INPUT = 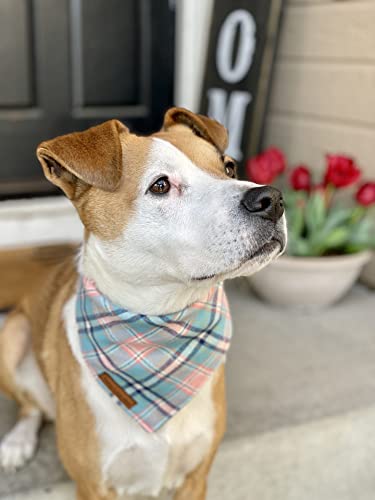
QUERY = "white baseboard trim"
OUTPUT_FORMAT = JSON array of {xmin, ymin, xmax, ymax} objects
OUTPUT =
[{"xmin": 0, "ymin": 197, "xmax": 83, "ymax": 249}]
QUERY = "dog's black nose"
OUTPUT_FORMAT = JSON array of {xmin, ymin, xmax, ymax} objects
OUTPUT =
[{"xmin": 242, "ymin": 186, "xmax": 284, "ymax": 223}]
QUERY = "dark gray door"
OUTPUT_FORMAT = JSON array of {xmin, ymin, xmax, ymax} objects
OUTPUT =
[{"xmin": 0, "ymin": 0, "xmax": 175, "ymax": 197}]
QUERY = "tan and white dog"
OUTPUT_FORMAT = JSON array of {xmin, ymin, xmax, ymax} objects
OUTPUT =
[{"xmin": 0, "ymin": 108, "xmax": 286, "ymax": 500}]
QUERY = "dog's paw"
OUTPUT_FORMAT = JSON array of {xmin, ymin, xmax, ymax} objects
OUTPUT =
[
  {"xmin": 0, "ymin": 413, "xmax": 41, "ymax": 471},
  {"xmin": 0, "ymin": 434, "xmax": 37, "ymax": 471}
]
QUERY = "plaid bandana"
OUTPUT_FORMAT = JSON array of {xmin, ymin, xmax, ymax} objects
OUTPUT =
[{"xmin": 76, "ymin": 277, "xmax": 232, "ymax": 433}]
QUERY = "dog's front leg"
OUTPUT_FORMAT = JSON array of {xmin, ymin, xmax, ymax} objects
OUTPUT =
[
  {"xmin": 76, "ymin": 484, "xmax": 117, "ymax": 500},
  {"xmin": 173, "ymin": 461, "xmax": 208, "ymax": 500}
]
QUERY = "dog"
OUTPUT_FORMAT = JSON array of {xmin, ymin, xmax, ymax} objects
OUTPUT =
[{"xmin": 0, "ymin": 108, "xmax": 286, "ymax": 499}]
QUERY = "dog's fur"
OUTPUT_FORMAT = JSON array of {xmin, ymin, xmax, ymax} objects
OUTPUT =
[{"xmin": 0, "ymin": 108, "xmax": 286, "ymax": 499}]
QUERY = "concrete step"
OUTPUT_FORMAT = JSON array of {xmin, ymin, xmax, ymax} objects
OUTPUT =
[
  {"xmin": 4, "ymin": 405, "xmax": 375, "ymax": 500},
  {"xmin": 0, "ymin": 279, "xmax": 374, "ymax": 499}
]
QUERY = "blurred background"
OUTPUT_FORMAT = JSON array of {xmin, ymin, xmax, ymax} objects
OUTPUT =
[{"xmin": 0, "ymin": 1, "xmax": 375, "ymax": 499}]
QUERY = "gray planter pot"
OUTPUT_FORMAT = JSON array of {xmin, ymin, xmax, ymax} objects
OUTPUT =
[
  {"xmin": 249, "ymin": 251, "xmax": 372, "ymax": 308},
  {"xmin": 360, "ymin": 251, "xmax": 375, "ymax": 289}
]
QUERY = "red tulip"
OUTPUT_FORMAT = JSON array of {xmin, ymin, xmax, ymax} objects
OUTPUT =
[
  {"xmin": 355, "ymin": 182, "xmax": 375, "ymax": 206},
  {"xmin": 246, "ymin": 147, "xmax": 285, "ymax": 184},
  {"xmin": 264, "ymin": 147, "xmax": 286, "ymax": 175},
  {"xmin": 324, "ymin": 154, "xmax": 361, "ymax": 188},
  {"xmin": 289, "ymin": 165, "xmax": 311, "ymax": 191}
]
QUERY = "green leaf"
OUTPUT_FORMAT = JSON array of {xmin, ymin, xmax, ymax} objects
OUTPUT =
[
  {"xmin": 322, "ymin": 227, "xmax": 351, "ymax": 251},
  {"xmin": 285, "ymin": 190, "xmax": 308, "ymax": 242},
  {"xmin": 286, "ymin": 205, "xmax": 305, "ymax": 238},
  {"xmin": 348, "ymin": 218, "xmax": 375, "ymax": 242},
  {"xmin": 286, "ymin": 236, "xmax": 312, "ymax": 257},
  {"xmin": 322, "ymin": 207, "xmax": 356, "ymax": 233},
  {"xmin": 305, "ymin": 192, "xmax": 326, "ymax": 236}
]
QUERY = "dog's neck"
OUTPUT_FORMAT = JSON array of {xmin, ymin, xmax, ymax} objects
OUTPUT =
[{"xmin": 80, "ymin": 242, "xmax": 213, "ymax": 316}]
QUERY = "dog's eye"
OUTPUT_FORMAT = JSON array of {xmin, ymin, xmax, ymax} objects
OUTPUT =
[
  {"xmin": 224, "ymin": 159, "xmax": 237, "ymax": 179},
  {"xmin": 149, "ymin": 177, "xmax": 171, "ymax": 195}
]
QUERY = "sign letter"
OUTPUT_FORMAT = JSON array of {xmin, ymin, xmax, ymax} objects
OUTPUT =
[
  {"xmin": 216, "ymin": 9, "xmax": 256, "ymax": 84},
  {"xmin": 207, "ymin": 88, "xmax": 252, "ymax": 160}
]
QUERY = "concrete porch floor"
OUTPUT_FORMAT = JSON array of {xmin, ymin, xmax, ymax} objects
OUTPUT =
[{"xmin": 0, "ymin": 278, "xmax": 374, "ymax": 499}]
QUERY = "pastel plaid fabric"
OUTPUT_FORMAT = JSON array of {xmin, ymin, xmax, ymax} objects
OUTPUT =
[{"xmin": 76, "ymin": 277, "xmax": 232, "ymax": 433}]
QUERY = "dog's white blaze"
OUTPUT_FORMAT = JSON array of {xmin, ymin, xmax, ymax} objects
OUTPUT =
[{"xmin": 64, "ymin": 292, "xmax": 218, "ymax": 497}]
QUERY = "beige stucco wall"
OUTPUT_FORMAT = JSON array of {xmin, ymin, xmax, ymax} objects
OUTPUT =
[{"xmin": 264, "ymin": 0, "xmax": 375, "ymax": 177}]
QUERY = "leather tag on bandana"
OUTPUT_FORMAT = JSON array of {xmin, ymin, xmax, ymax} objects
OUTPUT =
[{"xmin": 99, "ymin": 372, "xmax": 136, "ymax": 409}]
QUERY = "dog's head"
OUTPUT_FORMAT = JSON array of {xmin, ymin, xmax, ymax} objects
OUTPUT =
[{"xmin": 37, "ymin": 108, "xmax": 286, "ymax": 287}]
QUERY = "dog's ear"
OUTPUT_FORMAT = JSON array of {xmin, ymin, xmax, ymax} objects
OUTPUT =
[
  {"xmin": 163, "ymin": 107, "xmax": 228, "ymax": 153},
  {"xmin": 37, "ymin": 120, "xmax": 127, "ymax": 199}
]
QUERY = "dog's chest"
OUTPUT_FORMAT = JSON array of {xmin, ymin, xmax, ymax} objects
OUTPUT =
[{"xmin": 64, "ymin": 295, "xmax": 217, "ymax": 497}]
